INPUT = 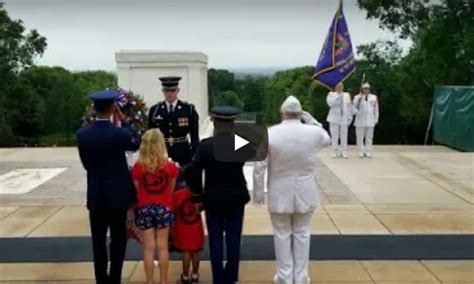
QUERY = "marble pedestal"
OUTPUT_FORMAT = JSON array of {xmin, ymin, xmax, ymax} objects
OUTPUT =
[{"xmin": 115, "ymin": 51, "xmax": 212, "ymax": 137}]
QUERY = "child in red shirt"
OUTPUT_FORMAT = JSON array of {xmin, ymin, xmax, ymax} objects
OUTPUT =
[
  {"xmin": 132, "ymin": 129, "xmax": 178, "ymax": 284},
  {"xmin": 172, "ymin": 176, "xmax": 205, "ymax": 283}
]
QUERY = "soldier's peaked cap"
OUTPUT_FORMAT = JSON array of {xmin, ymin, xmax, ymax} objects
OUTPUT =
[
  {"xmin": 89, "ymin": 90, "xmax": 118, "ymax": 101},
  {"xmin": 159, "ymin": 76, "xmax": 182, "ymax": 90},
  {"xmin": 211, "ymin": 106, "xmax": 240, "ymax": 121}
]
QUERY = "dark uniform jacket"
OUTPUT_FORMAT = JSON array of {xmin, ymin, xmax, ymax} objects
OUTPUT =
[
  {"xmin": 185, "ymin": 137, "xmax": 250, "ymax": 213},
  {"xmin": 148, "ymin": 100, "xmax": 199, "ymax": 166},
  {"xmin": 77, "ymin": 120, "xmax": 139, "ymax": 210}
]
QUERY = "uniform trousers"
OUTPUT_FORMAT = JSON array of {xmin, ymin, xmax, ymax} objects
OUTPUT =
[
  {"xmin": 270, "ymin": 212, "xmax": 313, "ymax": 284},
  {"xmin": 355, "ymin": 127, "xmax": 374, "ymax": 154},
  {"xmin": 89, "ymin": 208, "xmax": 128, "ymax": 284},
  {"xmin": 205, "ymin": 205, "xmax": 245, "ymax": 284},
  {"xmin": 329, "ymin": 123, "xmax": 348, "ymax": 155}
]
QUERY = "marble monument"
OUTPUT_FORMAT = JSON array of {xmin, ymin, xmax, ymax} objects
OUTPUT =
[{"xmin": 116, "ymin": 51, "xmax": 211, "ymax": 136}]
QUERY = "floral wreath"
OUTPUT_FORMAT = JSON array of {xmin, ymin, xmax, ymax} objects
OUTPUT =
[{"xmin": 82, "ymin": 88, "xmax": 148, "ymax": 134}]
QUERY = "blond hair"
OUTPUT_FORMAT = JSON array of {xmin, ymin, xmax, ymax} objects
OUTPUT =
[{"xmin": 138, "ymin": 129, "xmax": 169, "ymax": 172}]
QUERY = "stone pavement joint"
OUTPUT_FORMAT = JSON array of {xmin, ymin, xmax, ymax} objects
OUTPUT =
[{"xmin": 393, "ymin": 153, "xmax": 474, "ymax": 204}]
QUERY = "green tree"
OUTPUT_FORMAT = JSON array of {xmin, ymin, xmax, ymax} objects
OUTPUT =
[
  {"xmin": 18, "ymin": 67, "xmax": 75, "ymax": 138},
  {"xmin": 0, "ymin": 2, "xmax": 47, "ymax": 145},
  {"xmin": 235, "ymin": 76, "xmax": 266, "ymax": 112},
  {"xmin": 19, "ymin": 66, "xmax": 71, "ymax": 98},
  {"xmin": 19, "ymin": 67, "xmax": 117, "ymax": 142},
  {"xmin": 0, "ymin": 3, "xmax": 47, "ymax": 73},
  {"xmin": 263, "ymin": 66, "xmax": 328, "ymax": 125},
  {"xmin": 214, "ymin": 90, "xmax": 245, "ymax": 110},
  {"xmin": 356, "ymin": 0, "xmax": 474, "ymax": 143},
  {"xmin": 73, "ymin": 70, "xmax": 117, "ymax": 96},
  {"xmin": 3, "ymin": 79, "xmax": 44, "ymax": 140},
  {"xmin": 356, "ymin": 0, "xmax": 432, "ymax": 39},
  {"xmin": 208, "ymin": 69, "xmax": 236, "ymax": 108},
  {"xmin": 43, "ymin": 76, "xmax": 83, "ymax": 141}
]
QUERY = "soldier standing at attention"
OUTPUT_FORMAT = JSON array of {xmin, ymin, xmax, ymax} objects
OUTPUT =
[
  {"xmin": 185, "ymin": 106, "xmax": 250, "ymax": 284},
  {"xmin": 353, "ymin": 82, "xmax": 379, "ymax": 158},
  {"xmin": 148, "ymin": 76, "xmax": 200, "ymax": 166},
  {"xmin": 326, "ymin": 83, "xmax": 352, "ymax": 159}
]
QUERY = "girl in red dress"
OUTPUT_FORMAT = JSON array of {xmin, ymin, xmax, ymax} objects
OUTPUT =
[
  {"xmin": 132, "ymin": 129, "xmax": 178, "ymax": 284},
  {"xmin": 172, "ymin": 176, "xmax": 205, "ymax": 283}
]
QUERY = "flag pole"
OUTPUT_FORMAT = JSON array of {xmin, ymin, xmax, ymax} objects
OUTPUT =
[{"xmin": 357, "ymin": 72, "xmax": 366, "ymax": 108}]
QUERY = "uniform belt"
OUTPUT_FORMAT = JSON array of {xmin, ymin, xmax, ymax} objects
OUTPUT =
[{"xmin": 164, "ymin": 136, "xmax": 187, "ymax": 145}]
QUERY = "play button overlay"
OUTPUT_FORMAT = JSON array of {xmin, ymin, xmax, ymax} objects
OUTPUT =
[
  {"xmin": 214, "ymin": 123, "xmax": 268, "ymax": 162},
  {"xmin": 234, "ymin": 134, "xmax": 249, "ymax": 151}
]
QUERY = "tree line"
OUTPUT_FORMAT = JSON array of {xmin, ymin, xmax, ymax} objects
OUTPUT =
[
  {"xmin": 210, "ymin": 0, "xmax": 474, "ymax": 144},
  {"xmin": 1, "ymin": 0, "xmax": 472, "ymax": 147}
]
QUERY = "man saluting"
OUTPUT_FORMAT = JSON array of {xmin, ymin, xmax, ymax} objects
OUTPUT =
[
  {"xmin": 77, "ymin": 90, "xmax": 140, "ymax": 284},
  {"xmin": 148, "ymin": 76, "xmax": 199, "ymax": 166}
]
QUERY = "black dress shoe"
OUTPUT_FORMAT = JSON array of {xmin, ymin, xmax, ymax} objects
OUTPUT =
[{"xmin": 191, "ymin": 273, "xmax": 199, "ymax": 283}]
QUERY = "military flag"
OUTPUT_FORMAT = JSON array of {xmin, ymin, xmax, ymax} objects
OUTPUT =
[{"xmin": 313, "ymin": 0, "xmax": 356, "ymax": 90}]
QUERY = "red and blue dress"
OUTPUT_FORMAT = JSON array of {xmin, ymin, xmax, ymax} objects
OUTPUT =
[
  {"xmin": 171, "ymin": 177, "xmax": 205, "ymax": 252},
  {"xmin": 132, "ymin": 161, "xmax": 178, "ymax": 230}
]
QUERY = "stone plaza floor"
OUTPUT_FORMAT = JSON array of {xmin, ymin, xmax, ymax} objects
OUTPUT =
[{"xmin": 0, "ymin": 146, "xmax": 473, "ymax": 283}]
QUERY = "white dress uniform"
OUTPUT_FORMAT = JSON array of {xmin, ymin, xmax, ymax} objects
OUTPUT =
[
  {"xmin": 326, "ymin": 91, "xmax": 352, "ymax": 157},
  {"xmin": 254, "ymin": 96, "xmax": 330, "ymax": 284},
  {"xmin": 353, "ymin": 92, "xmax": 379, "ymax": 157}
]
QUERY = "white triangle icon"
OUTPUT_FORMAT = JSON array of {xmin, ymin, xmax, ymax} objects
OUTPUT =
[{"xmin": 234, "ymin": 134, "xmax": 249, "ymax": 151}]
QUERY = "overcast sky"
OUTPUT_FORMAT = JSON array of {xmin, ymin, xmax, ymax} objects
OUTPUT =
[{"xmin": 4, "ymin": 0, "xmax": 410, "ymax": 71}]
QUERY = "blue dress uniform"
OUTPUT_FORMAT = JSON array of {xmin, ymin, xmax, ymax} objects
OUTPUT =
[
  {"xmin": 185, "ymin": 106, "xmax": 250, "ymax": 284},
  {"xmin": 77, "ymin": 90, "xmax": 140, "ymax": 284},
  {"xmin": 148, "ymin": 76, "xmax": 199, "ymax": 166}
]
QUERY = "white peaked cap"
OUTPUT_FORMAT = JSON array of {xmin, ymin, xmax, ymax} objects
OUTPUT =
[
  {"xmin": 362, "ymin": 82, "xmax": 371, "ymax": 88},
  {"xmin": 280, "ymin": 95, "xmax": 302, "ymax": 113}
]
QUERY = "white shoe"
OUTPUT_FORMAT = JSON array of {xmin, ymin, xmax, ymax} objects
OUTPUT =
[
  {"xmin": 332, "ymin": 153, "xmax": 339, "ymax": 159},
  {"xmin": 365, "ymin": 152, "xmax": 372, "ymax": 158},
  {"xmin": 358, "ymin": 153, "xmax": 364, "ymax": 158},
  {"xmin": 341, "ymin": 153, "xmax": 349, "ymax": 159}
]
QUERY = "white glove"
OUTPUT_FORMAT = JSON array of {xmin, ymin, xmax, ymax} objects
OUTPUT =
[{"xmin": 301, "ymin": 111, "xmax": 323, "ymax": 128}]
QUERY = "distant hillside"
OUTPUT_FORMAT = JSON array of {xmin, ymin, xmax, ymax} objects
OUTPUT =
[{"xmin": 229, "ymin": 67, "xmax": 289, "ymax": 78}]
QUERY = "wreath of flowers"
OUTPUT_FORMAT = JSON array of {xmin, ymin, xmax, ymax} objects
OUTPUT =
[{"xmin": 82, "ymin": 88, "xmax": 148, "ymax": 134}]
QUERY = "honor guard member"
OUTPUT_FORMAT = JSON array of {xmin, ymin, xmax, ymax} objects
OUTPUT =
[
  {"xmin": 353, "ymin": 82, "xmax": 379, "ymax": 158},
  {"xmin": 326, "ymin": 83, "xmax": 352, "ymax": 159},
  {"xmin": 148, "ymin": 76, "xmax": 200, "ymax": 166},
  {"xmin": 77, "ymin": 90, "xmax": 140, "ymax": 284},
  {"xmin": 185, "ymin": 106, "xmax": 250, "ymax": 284}
]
